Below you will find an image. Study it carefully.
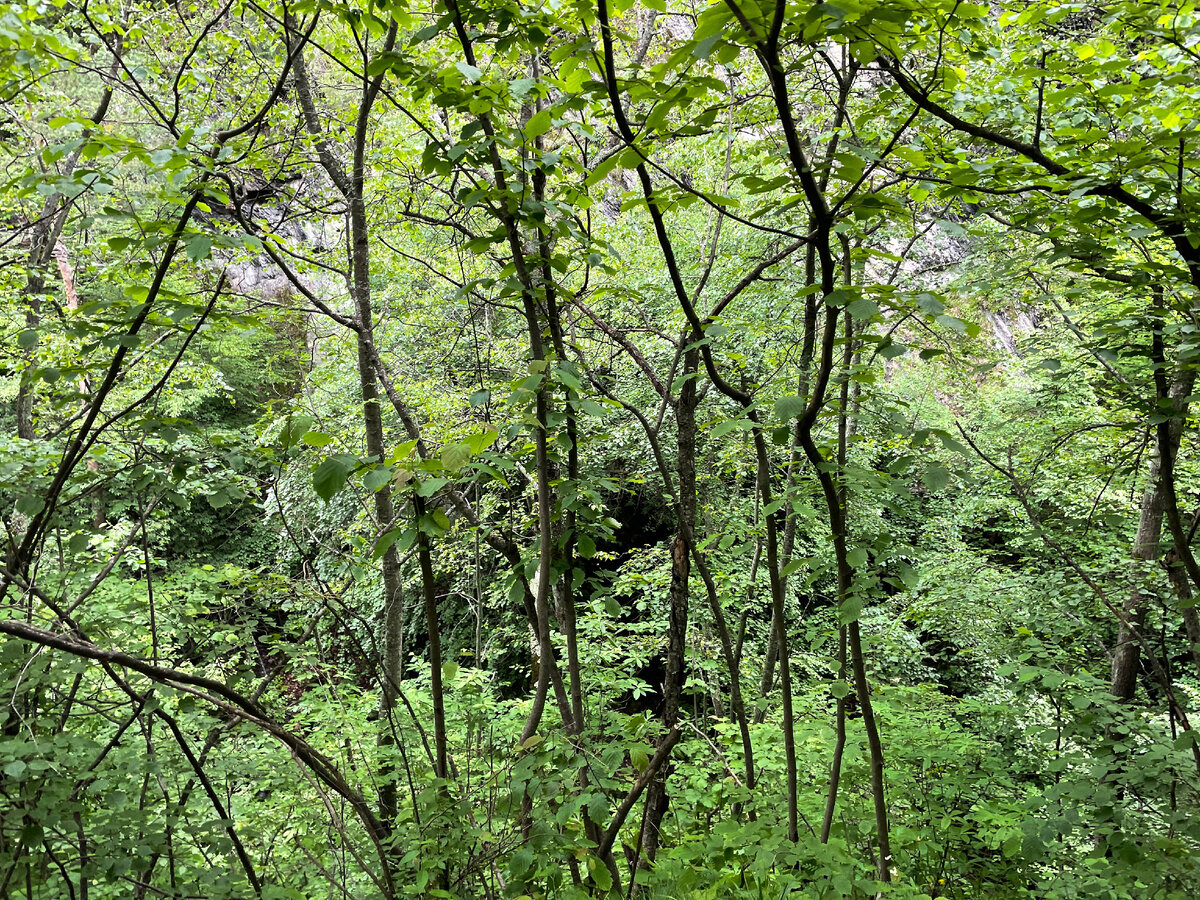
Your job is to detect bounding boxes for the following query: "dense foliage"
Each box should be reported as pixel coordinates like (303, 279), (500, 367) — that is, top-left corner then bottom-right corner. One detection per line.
(1, 0), (1199, 897)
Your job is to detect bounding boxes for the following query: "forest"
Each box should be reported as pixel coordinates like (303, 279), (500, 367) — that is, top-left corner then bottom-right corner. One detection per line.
(1, 0), (1199, 897)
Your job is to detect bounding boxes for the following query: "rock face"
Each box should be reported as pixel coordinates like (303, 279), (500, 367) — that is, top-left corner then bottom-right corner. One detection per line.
(220, 188), (347, 308)
(983, 305), (1039, 357)
(871, 221), (974, 290)
(873, 217), (1041, 358)
(210, 178), (353, 374)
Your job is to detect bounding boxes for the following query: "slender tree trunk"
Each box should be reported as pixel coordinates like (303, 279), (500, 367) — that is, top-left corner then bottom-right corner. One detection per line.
(1111, 449), (1166, 699)
(639, 352), (697, 869)
(533, 51), (586, 738)
(760, 249), (818, 719)
(414, 497), (448, 780)
(752, 424), (800, 842)
(290, 17), (407, 823)
(1111, 303), (1194, 700)
(349, 95), (408, 834)
(443, 0), (574, 740)
(1165, 550), (1200, 680)
(822, 307), (858, 843)
(821, 625), (848, 843)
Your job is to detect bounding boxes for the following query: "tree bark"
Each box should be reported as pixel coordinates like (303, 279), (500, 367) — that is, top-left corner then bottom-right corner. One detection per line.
(289, 17), (408, 823)
(1111, 448), (1167, 699)
(1166, 550), (1200, 681)
(1111, 337), (1194, 700)
(639, 351), (697, 869)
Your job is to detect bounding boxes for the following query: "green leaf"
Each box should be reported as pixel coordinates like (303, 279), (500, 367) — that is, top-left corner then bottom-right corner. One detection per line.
(507, 578), (525, 607)
(588, 854), (613, 891)
(1002, 831), (1023, 858)
(15, 495), (43, 516)
(313, 458), (350, 501)
(508, 848), (534, 881)
(510, 77), (537, 99)
(456, 61), (482, 83)
(846, 298), (878, 320)
(933, 430), (967, 454)
(830, 681), (852, 699)
(17, 329), (38, 349)
(280, 415), (314, 449)
(363, 467), (392, 492)
(374, 527), (417, 560)
(935, 314), (968, 334)
(185, 234), (212, 263)
(837, 595), (862, 624)
(846, 547), (868, 568)
(410, 22), (441, 44)
(442, 443), (471, 473)
(585, 153), (620, 187)
(923, 465), (951, 492)
(524, 108), (553, 140)
(693, 32), (721, 59)
(916, 293), (944, 315)
(442, 661), (459, 682)
(775, 395), (806, 421)
(462, 427), (498, 454)
(302, 431), (333, 448)
(577, 533), (596, 559)
(417, 476), (448, 498)
(586, 793), (609, 824)
(391, 439), (419, 462)
(630, 746), (649, 772)
(394, 529), (417, 554)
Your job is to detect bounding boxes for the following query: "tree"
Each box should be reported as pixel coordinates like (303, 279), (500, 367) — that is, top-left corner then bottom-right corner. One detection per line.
(1, 1), (1199, 897)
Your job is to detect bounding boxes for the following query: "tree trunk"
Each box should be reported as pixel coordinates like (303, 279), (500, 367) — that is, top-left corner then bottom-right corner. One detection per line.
(1111, 355), (1194, 700)
(1166, 550), (1200, 681)
(1111, 448), (1166, 699)
(289, 19), (409, 824)
(639, 351), (697, 870)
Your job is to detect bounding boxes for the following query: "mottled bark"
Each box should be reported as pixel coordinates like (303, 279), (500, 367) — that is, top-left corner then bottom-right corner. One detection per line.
(1111, 449), (1166, 700)
(289, 18), (408, 823)
(1111, 366), (1193, 700)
